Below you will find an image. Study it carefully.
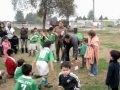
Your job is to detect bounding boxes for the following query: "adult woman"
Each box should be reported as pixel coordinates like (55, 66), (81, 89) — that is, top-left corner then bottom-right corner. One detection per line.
(85, 30), (99, 76)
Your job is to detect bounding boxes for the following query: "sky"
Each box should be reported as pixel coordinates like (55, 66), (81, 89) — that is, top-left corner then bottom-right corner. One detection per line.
(0, 0), (120, 21)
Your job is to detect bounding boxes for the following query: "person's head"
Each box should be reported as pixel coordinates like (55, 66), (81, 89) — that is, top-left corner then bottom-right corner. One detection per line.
(58, 21), (64, 28)
(22, 64), (32, 76)
(74, 28), (78, 34)
(44, 40), (51, 48)
(7, 23), (11, 29)
(61, 61), (71, 76)
(31, 29), (35, 35)
(3, 36), (9, 42)
(110, 50), (120, 60)
(88, 30), (96, 38)
(34, 27), (38, 32)
(83, 38), (88, 44)
(17, 59), (25, 67)
(7, 49), (15, 56)
(64, 34), (71, 43)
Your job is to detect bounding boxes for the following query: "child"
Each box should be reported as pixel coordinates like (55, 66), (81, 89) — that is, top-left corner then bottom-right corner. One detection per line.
(29, 29), (38, 56)
(106, 50), (120, 90)
(47, 27), (56, 58)
(2, 36), (11, 58)
(80, 38), (88, 68)
(14, 64), (38, 90)
(11, 32), (19, 54)
(58, 61), (80, 90)
(32, 40), (56, 89)
(14, 59), (25, 80)
(0, 70), (6, 85)
(5, 49), (17, 78)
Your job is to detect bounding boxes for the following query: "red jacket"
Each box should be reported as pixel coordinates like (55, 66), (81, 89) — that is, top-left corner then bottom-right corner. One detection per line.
(5, 56), (17, 75)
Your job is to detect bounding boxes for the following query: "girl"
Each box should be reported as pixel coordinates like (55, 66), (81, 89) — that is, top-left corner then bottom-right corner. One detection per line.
(2, 36), (11, 59)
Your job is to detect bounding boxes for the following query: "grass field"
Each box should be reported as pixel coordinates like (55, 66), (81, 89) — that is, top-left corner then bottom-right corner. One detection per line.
(0, 29), (120, 90)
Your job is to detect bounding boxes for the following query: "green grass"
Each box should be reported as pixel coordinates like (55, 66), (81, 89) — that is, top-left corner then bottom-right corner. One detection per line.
(102, 42), (120, 49)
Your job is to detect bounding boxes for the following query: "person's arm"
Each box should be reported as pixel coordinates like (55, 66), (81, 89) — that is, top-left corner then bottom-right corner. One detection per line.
(106, 64), (114, 86)
(32, 80), (39, 90)
(14, 82), (20, 90)
(72, 38), (78, 60)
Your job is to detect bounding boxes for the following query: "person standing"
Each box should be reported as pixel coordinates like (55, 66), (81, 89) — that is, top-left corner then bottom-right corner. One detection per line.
(53, 21), (67, 61)
(20, 23), (28, 53)
(85, 30), (99, 76)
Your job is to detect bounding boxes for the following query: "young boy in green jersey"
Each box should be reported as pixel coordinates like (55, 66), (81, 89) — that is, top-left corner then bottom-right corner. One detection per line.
(14, 64), (38, 90)
(14, 59), (25, 80)
(29, 29), (39, 56)
(80, 38), (88, 68)
(32, 40), (56, 89)
(47, 27), (56, 58)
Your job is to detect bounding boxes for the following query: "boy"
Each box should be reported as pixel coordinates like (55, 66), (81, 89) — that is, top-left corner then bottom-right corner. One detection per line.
(32, 40), (56, 89)
(14, 64), (38, 90)
(106, 50), (120, 90)
(80, 38), (88, 68)
(47, 27), (56, 58)
(14, 59), (25, 80)
(5, 49), (17, 78)
(29, 29), (38, 56)
(58, 61), (80, 90)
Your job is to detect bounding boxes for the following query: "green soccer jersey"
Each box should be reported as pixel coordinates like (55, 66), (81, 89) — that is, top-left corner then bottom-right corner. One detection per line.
(29, 34), (38, 43)
(35, 47), (56, 62)
(75, 33), (83, 41)
(35, 32), (40, 37)
(81, 43), (87, 55)
(48, 34), (55, 44)
(39, 36), (46, 47)
(14, 75), (38, 90)
(14, 66), (23, 80)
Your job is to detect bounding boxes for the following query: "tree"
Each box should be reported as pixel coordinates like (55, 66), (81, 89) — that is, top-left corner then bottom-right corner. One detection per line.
(83, 16), (87, 20)
(15, 11), (24, 23)
(87, 10), (94, 20)
(99, 15), (103, 20)
(57, 0), (75, 24)
(12, 0), (76, 29)
(25, 13), (42, 24)
(104, 17), (108, 20)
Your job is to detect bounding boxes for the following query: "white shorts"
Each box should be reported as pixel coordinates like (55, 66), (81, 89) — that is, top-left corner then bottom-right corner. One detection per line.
(36, 61), (49, 76)
(29, 43), (37, 50)
(50, 43), (56, 51)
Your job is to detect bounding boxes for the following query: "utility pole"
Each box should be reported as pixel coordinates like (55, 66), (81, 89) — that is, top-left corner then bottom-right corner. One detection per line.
(93, 0), (95, 21)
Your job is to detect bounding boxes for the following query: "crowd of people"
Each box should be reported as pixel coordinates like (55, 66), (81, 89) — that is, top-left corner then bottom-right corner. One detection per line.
(0, 21), (120, 90)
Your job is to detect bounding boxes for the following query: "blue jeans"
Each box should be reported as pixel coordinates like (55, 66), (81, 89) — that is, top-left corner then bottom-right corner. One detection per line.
(90, 58), (97, 75)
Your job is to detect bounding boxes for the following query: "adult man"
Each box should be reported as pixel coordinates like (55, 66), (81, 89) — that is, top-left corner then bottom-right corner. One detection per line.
(20, 23), (28, 53)
(53, 21), (67, 61)
(62, 34), (79, 61)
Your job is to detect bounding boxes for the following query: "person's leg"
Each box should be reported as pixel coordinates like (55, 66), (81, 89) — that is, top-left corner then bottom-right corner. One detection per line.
(81, 55), (84, 68)
(21, 39), (24, 53)
(64, 47), (70, 61)
(90, 59), (97, 75)
(56, 44), (60, 61)
(0, 47), (2, 57)
(25, 39), (28, 53)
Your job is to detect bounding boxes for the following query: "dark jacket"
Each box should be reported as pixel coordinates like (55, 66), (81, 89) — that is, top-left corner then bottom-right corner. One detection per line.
(106, 60), (120, 88)
(20, 27), (28, 39)
(62, 33), (79, 60)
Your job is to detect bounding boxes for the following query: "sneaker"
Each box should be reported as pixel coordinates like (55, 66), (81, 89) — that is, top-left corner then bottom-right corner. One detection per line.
(44, 84), (53, 88)
(88, 73), (95, 77)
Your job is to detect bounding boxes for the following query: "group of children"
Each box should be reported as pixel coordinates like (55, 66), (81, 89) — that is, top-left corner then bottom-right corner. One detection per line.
(0, 25), (120, 90)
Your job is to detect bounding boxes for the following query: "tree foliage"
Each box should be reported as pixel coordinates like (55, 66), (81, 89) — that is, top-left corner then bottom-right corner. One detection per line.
(15, 11), (25, 23)
(87, 10), (94, 20)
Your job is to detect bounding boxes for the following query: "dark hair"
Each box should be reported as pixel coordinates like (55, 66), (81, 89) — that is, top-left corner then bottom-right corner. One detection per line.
(31, 29), (35, 33)
(48, 27), (53, 32)
(74, 28), (78, 33)
(61, 61), (71, 69)
(22, 64), (32, 76)
(7, 49), (14, 56)
(88, 30), (96, 37)
(3, 36), (8, 41)
(64, 34), (70, 39)
(17, 59), (25, 67)
(44, 40), (51, 47)
(83, 38), (88, 43)
(110, 50), (120, 60)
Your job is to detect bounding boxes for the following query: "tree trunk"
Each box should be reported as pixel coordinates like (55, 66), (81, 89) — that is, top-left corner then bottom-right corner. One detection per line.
(43, 8), (47, 30)
(66, 16), (69, 27)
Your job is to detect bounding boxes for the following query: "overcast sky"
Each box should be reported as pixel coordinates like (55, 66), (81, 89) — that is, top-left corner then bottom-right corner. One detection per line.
(0, 0), (120, 21)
